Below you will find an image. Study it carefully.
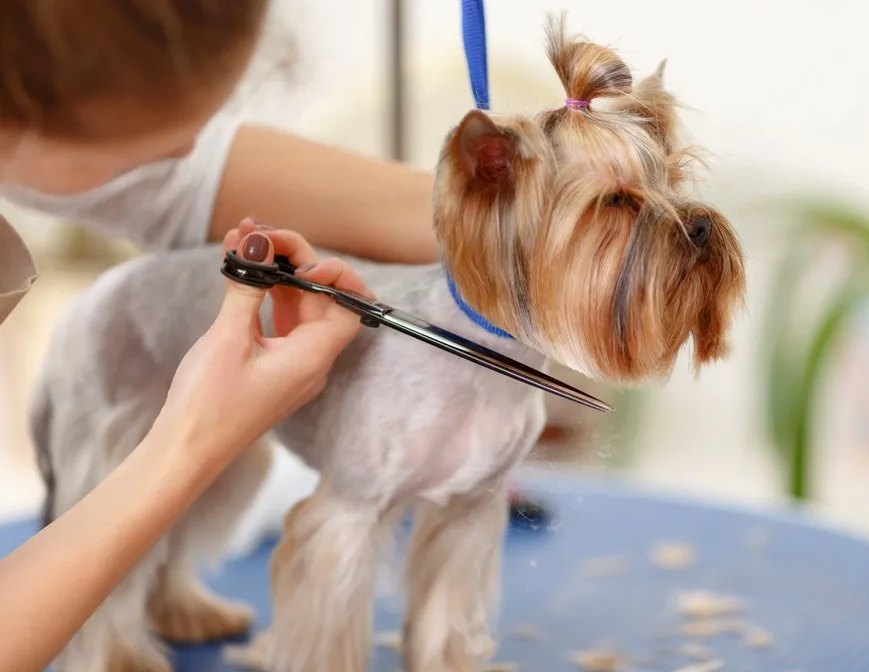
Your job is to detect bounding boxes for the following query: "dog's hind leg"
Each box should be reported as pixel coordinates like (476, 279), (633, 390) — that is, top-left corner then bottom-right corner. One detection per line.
(402, 478), (509, 672)
(54, 542), (173, 672)
(263, 475), (385, 672)
(147, 435), (274, 644)
(43, 396), (174, 672)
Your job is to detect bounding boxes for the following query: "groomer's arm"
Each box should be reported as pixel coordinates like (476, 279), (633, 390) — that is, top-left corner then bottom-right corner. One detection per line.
(211, 126), (438, 264)
(0, 423), (213, 672)
(0, 226), (367, 672)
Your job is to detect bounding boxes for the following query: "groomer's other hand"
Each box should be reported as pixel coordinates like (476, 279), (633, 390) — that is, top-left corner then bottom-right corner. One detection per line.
(159, 218), (370, 469)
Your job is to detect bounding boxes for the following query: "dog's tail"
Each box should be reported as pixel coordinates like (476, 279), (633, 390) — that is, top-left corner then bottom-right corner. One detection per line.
(29, 380), (55, 529)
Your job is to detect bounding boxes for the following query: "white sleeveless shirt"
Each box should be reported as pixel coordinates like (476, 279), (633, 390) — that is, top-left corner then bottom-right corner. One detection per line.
(0, 111), (244, 325)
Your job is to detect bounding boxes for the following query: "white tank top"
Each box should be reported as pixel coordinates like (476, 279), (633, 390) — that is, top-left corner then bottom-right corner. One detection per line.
(0, 111), (243, 325)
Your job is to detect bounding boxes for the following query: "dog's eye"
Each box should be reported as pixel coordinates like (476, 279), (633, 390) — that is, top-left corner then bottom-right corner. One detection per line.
(602, 192), (637, 209)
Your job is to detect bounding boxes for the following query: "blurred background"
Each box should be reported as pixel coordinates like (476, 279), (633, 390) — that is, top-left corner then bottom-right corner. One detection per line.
(1, 0), (867, 534)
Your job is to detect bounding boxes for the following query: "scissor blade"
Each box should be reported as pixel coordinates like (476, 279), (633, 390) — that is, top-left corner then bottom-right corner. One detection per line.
(379, 310), (613, 412)
(222, 251), (612, 412)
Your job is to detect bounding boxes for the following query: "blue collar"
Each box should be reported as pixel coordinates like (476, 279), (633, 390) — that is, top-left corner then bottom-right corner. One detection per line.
(446, 274), (514, 339)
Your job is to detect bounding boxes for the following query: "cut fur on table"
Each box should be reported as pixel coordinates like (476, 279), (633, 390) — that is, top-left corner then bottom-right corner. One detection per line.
(31, 15), (745, 672)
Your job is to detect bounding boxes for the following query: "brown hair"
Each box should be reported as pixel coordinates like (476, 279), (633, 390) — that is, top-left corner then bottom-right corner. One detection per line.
(0, 0), (271, 139)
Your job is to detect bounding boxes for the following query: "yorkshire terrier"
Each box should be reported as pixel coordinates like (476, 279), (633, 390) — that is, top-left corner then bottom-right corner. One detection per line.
(31, 16), (744, 672)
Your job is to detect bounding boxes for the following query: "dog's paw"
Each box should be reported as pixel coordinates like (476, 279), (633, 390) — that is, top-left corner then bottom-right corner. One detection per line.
(222, 631), (273, 671)
(149, 587), (254, 644)
(106, 648), (172, 672)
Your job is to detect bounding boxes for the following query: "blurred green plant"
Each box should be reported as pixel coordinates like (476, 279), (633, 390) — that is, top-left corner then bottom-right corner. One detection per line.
(608, 387), (648, 468)
(760, 197), (869, 500)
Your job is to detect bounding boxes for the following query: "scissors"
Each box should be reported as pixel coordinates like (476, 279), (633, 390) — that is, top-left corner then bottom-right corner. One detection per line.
(221, 251), (613, 413)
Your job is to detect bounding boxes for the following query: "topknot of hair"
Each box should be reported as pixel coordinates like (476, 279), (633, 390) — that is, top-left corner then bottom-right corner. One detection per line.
(544, 13), (632, 104)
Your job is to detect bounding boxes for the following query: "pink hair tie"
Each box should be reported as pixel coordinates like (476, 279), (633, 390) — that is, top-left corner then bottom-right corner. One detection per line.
(565, 98), (590, 111)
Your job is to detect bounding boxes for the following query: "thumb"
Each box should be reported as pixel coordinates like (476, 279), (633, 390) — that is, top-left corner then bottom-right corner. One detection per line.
(216, 232), (275, 330)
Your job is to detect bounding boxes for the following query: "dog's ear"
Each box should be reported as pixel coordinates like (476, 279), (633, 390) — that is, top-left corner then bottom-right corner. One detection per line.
(613, 60), (681, 153)
(451, 110), (518, 188)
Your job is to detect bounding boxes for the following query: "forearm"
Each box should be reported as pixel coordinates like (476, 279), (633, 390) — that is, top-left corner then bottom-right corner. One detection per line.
(0, 421), (223, 672)
(211, 125), (439, 264)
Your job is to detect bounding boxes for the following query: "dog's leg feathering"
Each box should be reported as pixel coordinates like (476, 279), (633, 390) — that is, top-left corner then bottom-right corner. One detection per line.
(264, 475), (384, 672)
(403, 479), (509, 672)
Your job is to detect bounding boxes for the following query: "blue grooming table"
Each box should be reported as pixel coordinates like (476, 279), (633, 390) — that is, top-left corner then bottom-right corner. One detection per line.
(3, 470), (869, 672)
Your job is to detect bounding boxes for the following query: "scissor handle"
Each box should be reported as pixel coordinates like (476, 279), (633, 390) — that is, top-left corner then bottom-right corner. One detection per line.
(220, 250), (388, 327)
(220, 250), (282, 288)
(273, 254), (298, 274)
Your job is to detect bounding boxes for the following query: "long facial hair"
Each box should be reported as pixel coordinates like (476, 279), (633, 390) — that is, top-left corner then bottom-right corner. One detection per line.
(433, 14), (745, 383)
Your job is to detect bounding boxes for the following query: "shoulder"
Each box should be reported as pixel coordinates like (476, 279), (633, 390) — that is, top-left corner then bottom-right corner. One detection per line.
(0, 111), (250, 250)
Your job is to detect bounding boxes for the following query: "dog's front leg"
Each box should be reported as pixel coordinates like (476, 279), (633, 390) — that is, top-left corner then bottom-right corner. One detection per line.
(264, 475), (383, 672)
(402, 477), (509, 672)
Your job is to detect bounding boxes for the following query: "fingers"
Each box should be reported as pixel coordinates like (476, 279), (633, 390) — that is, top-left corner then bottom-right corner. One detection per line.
(267, 230), (320, 270)
(222, 222), (324, 337)
(223, 229), (240, 254)
(216, 232), (274, 331)
(239, 218), (258, 239)
(272, 311), (362, 378)
(220, 223), (372, 355)
(224, 222), (334, 278)
(223, 217), (258, 254)
(321, 315), (364, 361)
(296, 258), (373, 298)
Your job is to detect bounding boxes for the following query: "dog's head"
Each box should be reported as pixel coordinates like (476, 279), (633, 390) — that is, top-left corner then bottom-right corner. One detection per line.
(433, 15), (745, 382)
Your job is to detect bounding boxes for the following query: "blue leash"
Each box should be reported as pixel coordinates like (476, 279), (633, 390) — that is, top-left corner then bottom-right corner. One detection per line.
(461, 4), (552, 525)
(449, 0), (513, 339)
(461, 0), (490, 110)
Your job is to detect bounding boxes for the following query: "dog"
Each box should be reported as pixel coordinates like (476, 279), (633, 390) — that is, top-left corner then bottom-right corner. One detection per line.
(31, 16), (745, 672)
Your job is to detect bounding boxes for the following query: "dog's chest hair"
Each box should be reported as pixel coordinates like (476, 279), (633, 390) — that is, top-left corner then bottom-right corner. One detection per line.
(268, 258), (548, 507)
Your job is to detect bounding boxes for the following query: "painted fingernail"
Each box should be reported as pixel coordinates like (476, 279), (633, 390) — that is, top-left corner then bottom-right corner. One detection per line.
(242, 233), (270, 262)
(297, 263), (319, 273)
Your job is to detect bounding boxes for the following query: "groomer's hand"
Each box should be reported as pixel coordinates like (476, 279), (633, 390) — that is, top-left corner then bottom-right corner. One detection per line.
(157, 218), (370, 470)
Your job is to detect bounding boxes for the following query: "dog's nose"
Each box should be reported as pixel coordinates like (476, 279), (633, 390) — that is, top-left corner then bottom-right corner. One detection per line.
(687, 217), (711, 248)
